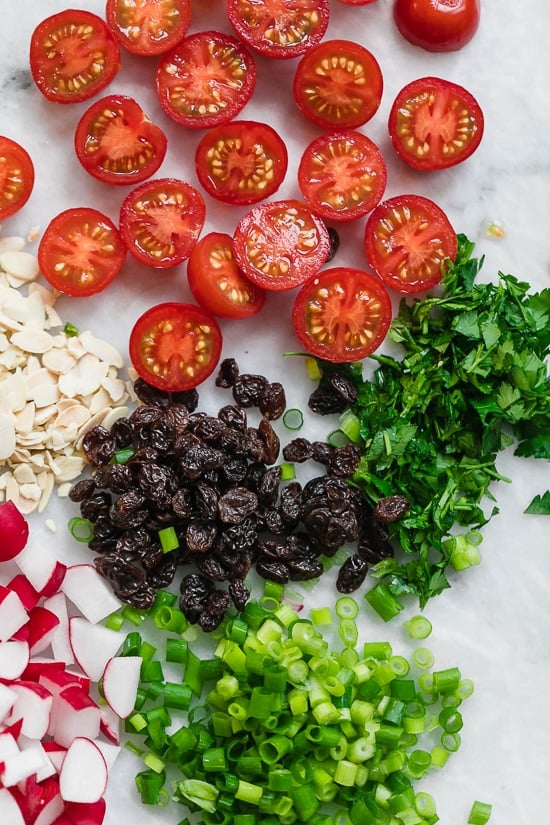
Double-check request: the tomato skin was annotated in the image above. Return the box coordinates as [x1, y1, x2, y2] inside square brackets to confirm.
[195, 121, 288, 206]
[74, 95, 167, 186]
[293, 40, 383, 130]
[105, 0, 192, 56]
[232, 199, 331, 292]
[0, 137, 35, 220]
[119, 178, 205, 269]
[364, 194, 458, 294]
[129, 302, 223, 391]
[388, 76, 484, 171]
[187, 232, 266, 319]
[292, 267, 392, 363]
[29, 10, 120, 104]
[337, 0, 377, 5]
[156, 31, 256, 129]
[393, 0, 480, 53]
[225, 0, 330, 60]
[38, 207, 126, 297]
[298, 131, 387, 223]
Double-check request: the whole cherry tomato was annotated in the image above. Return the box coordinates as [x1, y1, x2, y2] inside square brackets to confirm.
[393, 0, 480, 52]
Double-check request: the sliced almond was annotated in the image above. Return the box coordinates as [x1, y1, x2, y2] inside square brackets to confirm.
[80, 330, 124, 368]
[0, 251, 40, 282]
[0, 412, 16, 460]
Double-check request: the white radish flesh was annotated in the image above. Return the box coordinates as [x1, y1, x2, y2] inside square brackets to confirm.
[59, 738, 108, 804]
[102, 656, 142, 719]
[61, 564, 121, 624]
[68, 618, 122, 682]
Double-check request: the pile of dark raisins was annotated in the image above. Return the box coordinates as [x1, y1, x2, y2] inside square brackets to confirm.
[69, 359, 409, 631]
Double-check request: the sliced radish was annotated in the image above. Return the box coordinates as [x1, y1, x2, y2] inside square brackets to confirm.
[49, 685, 101, 749]
[68, 618, 122, 682]
[0, 586, 28, 642]
[101, 656, 141, 719]
[11, 775, 62, 825]
[39, 668, 83, 699]
[14, 538, 66, 596]
[42, 741, 67, 774]
[61, 565, 121, 625]
[64, 798, 106, 825]
[0, 683, 18, 723]
[98, 705, 120, 746]
[43, 593, 74, 666]
[7, 574, 40, 611]
[17, 736, 56, 782]
[22, 658, 66, 683]
[0, 744, 49, 787]
[92, 740, 120, 773]
[27, 607, 61, 656]
[0, 641, 30, 681]
[0, 787, 26, 825]
[8, 681, 53, 740]
[0, 501, 29, 561]
[0, 731, 19, 762]
[59, 738, 108, 804]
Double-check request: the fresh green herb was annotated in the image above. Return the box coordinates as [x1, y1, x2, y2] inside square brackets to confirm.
[316, 236, 550, 608]
[64, 321, 79, 337]
[524, 490, 550, 514]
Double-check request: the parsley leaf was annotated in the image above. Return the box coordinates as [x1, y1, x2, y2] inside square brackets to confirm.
[524, 492, 550, 515]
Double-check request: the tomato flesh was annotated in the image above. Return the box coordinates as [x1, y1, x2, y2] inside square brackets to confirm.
[232, 199, 330, 291]
[187, 232, 266, 318]
[364, 194, 458, 294]
[388, 76, 484, 171]
[29, 10, 120, 104]
[225, 0, 330, 59]
[195, 121, 288, 206]
[0, 137, 35, 220]
[38, 208, 126, 297]
[120, 178, 205, 268]
[74, 95, 167, 186]
[298, 131, 386, 222]
[293, 39, 383, 130]
[129, 302, 222, 391]
[105, 0, 192, 56]
[156, 31, 256, 129]
[292, 267, 392, 363]
[393, 0, 480, 52]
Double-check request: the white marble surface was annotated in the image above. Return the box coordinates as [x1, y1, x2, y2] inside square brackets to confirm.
[1, 1, 550, 823]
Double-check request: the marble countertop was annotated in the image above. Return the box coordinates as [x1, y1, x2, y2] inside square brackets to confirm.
[1, 1, 550, 823]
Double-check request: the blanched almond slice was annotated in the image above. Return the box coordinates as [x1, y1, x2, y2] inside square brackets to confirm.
[101, 376, 127, 403]
[42, 347, 77, 374]
[0, 412, 16, 460]
[0, 236, 26, 254]
[13, 463, 36, 484]
[80, 330, 124, 368]
[58, 353, 109, 398]
[14, 403, 36, 434]
[11, 329, 53, 354]
[0, 251, 40, 281]
[26, 369, 60, 407]
[51, 455, 85, 482]
[101, 405, 129, 431]
[55, 403, 91, 430]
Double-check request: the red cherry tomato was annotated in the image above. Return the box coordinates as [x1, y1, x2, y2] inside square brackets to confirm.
[0, 137, 35, 220]
[119, 178, 206, 268]
[195, 121, 288, 206]
[364, 194, 458, 294]
[292, 267, 392, 363]
[388, 76, 484, 171]
[293, 39, 383, 130]
[337, 0, 377, 5]
[29, 10, 120, 104]
[232, 199, 330, 292]
[225, 0, 329, 60]
[393, 0, 480, 52]
[74, 95, 167, 186]
[156, 31, 256, 129]
[187, 232, 266, 319]
[105, 0, 192, 56]
[298, 131, 387, 223]
[38, 208, 126, 297]
[129, 302, 223, 391]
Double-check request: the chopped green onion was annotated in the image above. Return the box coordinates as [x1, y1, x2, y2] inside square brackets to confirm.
[305, 356, 322, 381]
[64, 321, 79, 337]
[158, 525, 179, 553]
[335, 596, 358, 620]
[404, 615, 432, 640]
[114, 447, 134, 464]
[279, 461, 296, 480]
[68, 516, 94, 542]
[412, 647, 434, 669]
[468, 800, 492, 824]
[365, 582, 404, 622]
[122, 604, 147, 626]
[166, 638, 188, 664]
[310, 607, 332, 625]
[105, 612, 124, 631]
[433, 666, 461, 694]
[153, 605, 188, 634]
[327, 429, 351, 448]
[338, 409, 362, 443]
[282, 408, 304, 430]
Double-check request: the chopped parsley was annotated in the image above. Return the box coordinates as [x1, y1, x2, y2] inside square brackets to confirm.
[524, 491, 550, 515]
[318, 235, 550, 607]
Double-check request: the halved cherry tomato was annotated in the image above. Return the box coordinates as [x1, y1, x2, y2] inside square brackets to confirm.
[29, 10, 120, 104]
[129, 302, 222, 391]
[388, 76, 484, 171]
[119, 178, 205, 268]
[292, 267, 392, 363]
[74, 95, 167, 186]
[364, 194, 458, 294]
[156, 31, 256, 129]
[38, 207, 126, 297]
[225, 0, 329, 60]
[293, 40, 383, 130]
[393, 0, 480, 52]
[232, 199, 330, 292]
[187, 232, 266, 318]
[0, 137, 35, 220]
[298, 131, 387, 223]
[195, 121, 288, 206]
[105, 0, 192, 56]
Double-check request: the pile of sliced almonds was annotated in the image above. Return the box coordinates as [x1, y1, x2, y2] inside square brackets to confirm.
[0, 233, 133, 514]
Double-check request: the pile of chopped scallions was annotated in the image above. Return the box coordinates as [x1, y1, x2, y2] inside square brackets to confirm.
[102, 583, 488, 824]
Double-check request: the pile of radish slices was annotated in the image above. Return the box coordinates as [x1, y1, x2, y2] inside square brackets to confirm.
[0, 501, 142, 825]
